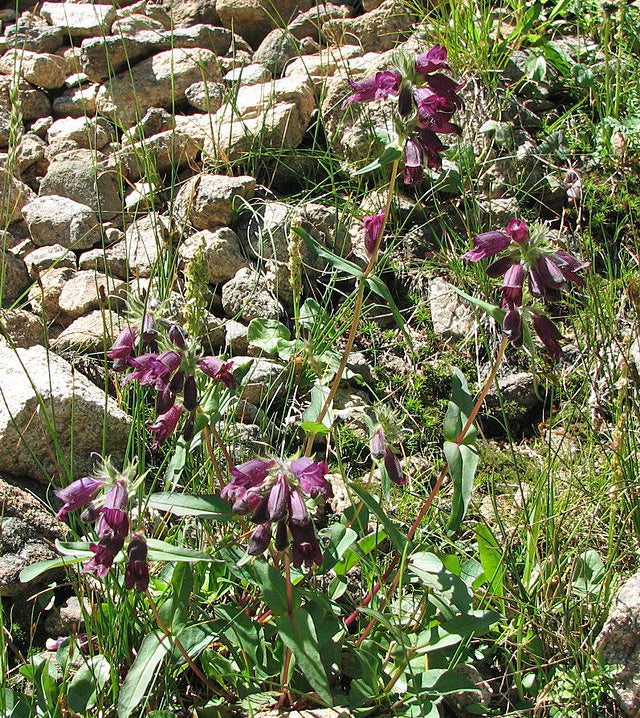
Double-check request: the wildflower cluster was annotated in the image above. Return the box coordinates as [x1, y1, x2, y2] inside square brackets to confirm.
[462, 219, 588, 357]
[221, 457, 332, 568]
[108, 309, 236, 448]
[54, 459, 149, 592]
[343, 45, 464, 184]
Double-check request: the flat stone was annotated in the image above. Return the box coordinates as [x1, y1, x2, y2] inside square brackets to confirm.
[216, 0, 313, 48]
[184, 80, 226, 111]
[428, 277, 476, 340]
[112, 129, 198, 181]
[106, 212, 171, 279]
[24, 244, 76, 279]
[52, 309, 126, 353]
[0, 49, 66, 90]
[4, 13, 65, 53]
[322, 0, 412, 52]
[223, 63, 271, 85]
[40, 2, 117, 38]
[229, 355, 288, 404]
[0, 77, 51, 120]
[22, 195, 102, 250]
[57, 270, 126, 320]
[47, 116, 113, 151]
[52, 83, 100, 118]
[0, 343, 131, 483]
[179, 227, 247, 283]
[0, 309, 44, 348]
[174, 174, 256, 230]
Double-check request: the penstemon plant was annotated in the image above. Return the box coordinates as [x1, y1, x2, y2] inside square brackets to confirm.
[20, 44, 591, 718]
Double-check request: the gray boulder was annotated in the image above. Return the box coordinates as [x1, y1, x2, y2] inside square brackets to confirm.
[174, 174, 256, 230]
[23, 195, 102, 249]
[179, 227, 247, 283]
[221, 267, 283, 322]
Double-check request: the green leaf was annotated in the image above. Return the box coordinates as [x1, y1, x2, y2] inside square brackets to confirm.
[449, 285, 506, 323]
[67, 655, 111, 713]
[440, 610, 501, 637]
[300, 421, 331, 435]
[55, 540, 98, 558]
[415, 668, 477, 694]
[19, 555, 83, 584]
[354, 143, 403, 176]
[572, 549, 606, 596]
[365, 274, 414, 352]
[525, 52, 547, 81]
[293, 226, 364, 279]
[247, 318, 301, 359]
[2, 689, 34, 718]
[475, 524, 505, 608]
[117, 630, 171, 718]
[253, 560, 291, 617]
[302, 383, 333, 429]
[333, 529, 388, 575]
[146, 538, 214, 563]
[148, 492, 233, 520]
[298, 298, 329, 330]
[276, 610, 333, 706]
[408, 554, 472, 615]
[443, 367, 477, 444]
[571, 64, 594, 88]
[349, 484, 407, 553]
[444, 441, 479, 535]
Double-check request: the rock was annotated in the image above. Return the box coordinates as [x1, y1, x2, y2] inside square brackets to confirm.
[0, 343, 131, 483]
[52, 309, 126, 353]
[124, 106, 175, 144]
[0, 168, 36, 225]
[253, 29, 299, 76]
[16, 132, 46, 173]
[4, 13, 65, 53]
[0, 77, 51, 121]
[124, 182, 155, 211]
[184, 80, 226, 111]
[0, 309, 43, 348]
[225, 319, 249, 354]
[487, 372, 540, 428]
[428, 277, 475, 340]
[284, 43, 362, 82]
[0, 49, 66, 90]
[287, 4, 352, 41]
[40, 2, 117, 38]
[174, 174, 256, 230]
[52, 83, 100, 118]
[106, 212, 171, 278]
[39, 157, 121, 219]
[179, 227, 247, 283]
[444, 664, 494, 717]
[44, 597, 84, 637]
[596, 572, 640, 716]
[79, 33, 165, 82]
[28, 267, 75, 321]
[221, 267, 283, 322]
[322, 0, 412, 52]
[216, 0, 313, 48]
[229, 355, 288, 404]
[223, 63, 271, 85]
[47, 116, 113, 151]
[162, 0, 220, 27]
[111, 13, 166, 36]
[113, 129, 198, 181]
[57, 270, 126, 321]
[2, 251, 30, 302]
[24, 244, 76, 279]
[22, 195, 102, 250]
[0, 476, 68, 596]
[95, 47, 222, 126]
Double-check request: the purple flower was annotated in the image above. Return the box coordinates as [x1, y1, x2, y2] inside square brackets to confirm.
[370, 426, 386, 460]
[551, 251, 588, 285]
[462, 231, 511, 262]
[147, 405, 183, 447]
[168, 323, 187, 349]
[221, 459, 276, 512]
[266, 475, 289, 522]
[288, 488, 311, 526]
[290, 521, 323, 569]
[108, 327, 137, 367]
[290, 457, 332, 498]
[531, 312, 564, 360]
[124, 534, 149, 593]
[197, 357, 237, 388]
[85, 485, 129, 578]
[183, 375, 198, 411]
[248, 524, 272, 556]
[54, 477, 104, 520]
[342, 70, 401, 108]
[363, 212, 385, 258]
[124, 351, 182, 391]
[506, 218, 529, 243]
[141, 314, 157, 345]
[502, 309, 523, 346]
[383, 447, 407, 485]
[500, 262, 525, 308]
[414, 45, 450, 76]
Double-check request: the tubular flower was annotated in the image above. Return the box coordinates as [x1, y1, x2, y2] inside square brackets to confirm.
[147, 405, 184, 448]
[342, 70, 402, 107]
[221, 456, 332, 568]
[197, 356, 237, 388]
[363, 212, 386, 258]
[124, 534, 150, 592]
[54, 477, 104, 520]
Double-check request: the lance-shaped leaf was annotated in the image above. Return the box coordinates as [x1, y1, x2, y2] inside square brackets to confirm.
[443, 367, 477, 444]
[444, 441, 479, 535]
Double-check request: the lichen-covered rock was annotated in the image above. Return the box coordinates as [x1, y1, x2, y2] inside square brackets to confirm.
[179, 227, 248, 283]
[0, 49, 66, 90]
[28, 267, 75, 321]
[428, 277, 476, 340]
[322, 0, 413, 52]
[0, 77, 51, 121]
[229, 355, 289, 404]
[40, 2, 117, 38]
[216, 0, 313, 48]
[174, 174, 256, 230]
[223, 63, 271, 85]
[253, 28, 299, 76]
[57, 270, 126, 320]
[52, 309, 126, 354]
[46, 116, 113, 151]
[222, 267, 283, 322]
[184, 80, 226, 111]
[2, 250, 30, 303]
[113, 129, 198, 181]
[0, 343, 131, 483]
[24, 244, 76, 279]
[287, 4, 352, 41]
[4, 12, 65, 53]
[0, 309, 44, 348]
[162, 0, 220, 27]
[22, 195, 102, 250]
[106, 212, 171, 279]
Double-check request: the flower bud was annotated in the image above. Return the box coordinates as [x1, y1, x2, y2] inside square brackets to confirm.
[168, 324, 187, 349]
[383, 448, 407, 485]
[275, 520, 289, 551]
[288, 489, 310, 526]
[183, 375, 198, 411]
[267, 475, 289, 523]
[370, 426, 386, 460]
[248, 524, 272, 556]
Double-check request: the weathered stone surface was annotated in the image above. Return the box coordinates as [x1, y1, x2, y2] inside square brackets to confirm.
[0, 343, 131, 483]
[179, 227, 247, 283]
[124, 106, 175, 143]
[0, 49, 66, 90]
[44, 597, 84, 637]
[162, 0, 220, 27]
[24, 244, 76, 279]
[106, 212, 171, 278]
[596, 572, 640, 716]
[0, 477, 68, 596]
[40, 2, 117, 38]
[95, 47, 222, 126]
[111, 13, 166, 37]
[0, 77, 51, 121]
[216, 0, 313, 48]
[47, 116, 113, 151]
[322, 0, 412, 52]
[223, 63, 271, 85]
[79, 33, 165, 82]
[225, 319, 249, 354]
[285, 44, 362, 84]
[253, 29, 299, 76]
[57, 270, 126, 320]
[428, 277, 476, 340]
[52, 82, 100, 118]
[0, 309, 44, 348]
[287, 3, 352, 40]
[113, 130, 198, 181]
[2, 250, 30, 302]
[0, 168, 36, 225]
[52, 309, 125, 353]
[184, 80, 226, 111]
[229, 355, 288, 404]
[17, 132, 46, 173]
[222, 267, 283, 322]
[5, 13, 65, 53]
[28, 267, 75, 321]
[174, 174, 256, 230]
[39, 157, 121, 219]
[23, 195, 101, 250]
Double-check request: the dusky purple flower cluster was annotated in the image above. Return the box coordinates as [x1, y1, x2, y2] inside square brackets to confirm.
[221, 457, 332, 568]
[54, 468, 149, 592]
[462, 219, 588, 358]
[108, 315, 236, 448]
[370, 426, 407, 485]
[343, 45, 464, 184]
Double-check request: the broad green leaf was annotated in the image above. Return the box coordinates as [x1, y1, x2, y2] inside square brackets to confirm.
[253, 560, 291, 616]
[525, 53, 546, 81]
[300, 421, 331, 435]
[476, 524, 505, 607]
[2, 689, 34, 718]
[163, 437, 188, 489]
[55, 541, 99, 558]
[415, 668, 477, 694]
[319, 524, 358, 571]
[117, 630, 171, 718]
[333, 529, 388, 575]
[146, 538, 214, 563]
[302, 383, 333, 429]
[443, 367, 477, 444]
[276, 610, 333, 706]
[571, 64, 593, 88]
[67, 655, 111, 713]
[410, 551, 444, 575]
[444, 442, 479, 534]
[148, 492, 233, 520]
[572, 549, 606, 596]
[299, 297, 329, 330]
[19, 555, 83, 584]
[293, 226, 364, 279]
[408, 555, 472, 615]
[349, 484, 407, 553]
[441, 610, 501, 637]
[247, 318, 301, 359]
[449, 285, 506, 323]
[353, 143, 403, 176]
